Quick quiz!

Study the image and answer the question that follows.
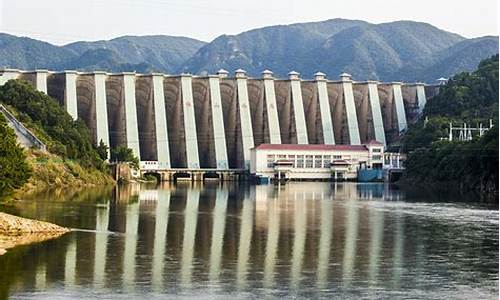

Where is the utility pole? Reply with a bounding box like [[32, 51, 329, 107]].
[[447, 119, 493, 142]]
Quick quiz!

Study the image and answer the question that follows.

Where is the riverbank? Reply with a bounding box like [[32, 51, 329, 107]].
[[12, 149, 115, 199], [397, 180, 499, 205], [0, 212, 69, 255]]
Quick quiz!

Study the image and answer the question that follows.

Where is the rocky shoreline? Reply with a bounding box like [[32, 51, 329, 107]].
[[0, 212, 69, 255]]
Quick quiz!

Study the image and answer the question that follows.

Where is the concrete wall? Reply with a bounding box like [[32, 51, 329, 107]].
[[0, 69, 434, 170]]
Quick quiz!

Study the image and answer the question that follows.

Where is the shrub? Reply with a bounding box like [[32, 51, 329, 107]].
[[0, 114, 32, 198], [0, 80, 105, 170]]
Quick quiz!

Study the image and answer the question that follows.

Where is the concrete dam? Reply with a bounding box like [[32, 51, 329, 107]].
[[0, 69, 439, 171]]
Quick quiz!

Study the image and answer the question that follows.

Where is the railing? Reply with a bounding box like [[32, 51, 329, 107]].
[[0, 104, 46, 151], [139, 161, 247, 172]]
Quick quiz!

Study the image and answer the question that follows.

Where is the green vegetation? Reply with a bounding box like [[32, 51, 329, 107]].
[[96, 140, 109, 161], [0, 32, 205, 74], [0, 114, 32, 198], [111, 146, 139, 170], [1, 21, 498, 81], [0, 80, 105, 170], [16, 149, 114, 196], [425, 54, 498, 119], [402, 55, 499, 201], [0, 80, 114, 199]]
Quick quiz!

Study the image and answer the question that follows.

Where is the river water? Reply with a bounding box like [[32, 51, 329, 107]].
[[0, 182, 498, 299]]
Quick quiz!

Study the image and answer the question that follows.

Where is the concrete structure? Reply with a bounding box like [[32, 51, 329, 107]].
[[0, 68, 438, 179], [340, 73, 361, 145], [315, 72, 335, 144], [250, 142, 385, 181], [0, 104, 46, 151], [152, 73, 171, 169], [289, 71, 308, 144], [235, 69, 254, 169]]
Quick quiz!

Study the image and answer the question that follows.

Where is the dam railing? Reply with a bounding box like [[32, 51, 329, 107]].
[[0, 104, 47, 151]]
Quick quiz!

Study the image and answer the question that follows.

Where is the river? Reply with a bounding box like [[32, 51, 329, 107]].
[[0, 182, 498, 299]]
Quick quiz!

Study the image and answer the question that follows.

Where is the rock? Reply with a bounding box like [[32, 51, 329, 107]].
[[0, 212, 69, 255], [0, 212, 69, 234]]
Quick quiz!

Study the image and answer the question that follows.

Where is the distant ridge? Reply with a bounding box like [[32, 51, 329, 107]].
[[0, 19, 498, 83]]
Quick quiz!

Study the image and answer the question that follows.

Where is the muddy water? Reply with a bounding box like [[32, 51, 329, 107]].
[[0, 182, 497, 299]]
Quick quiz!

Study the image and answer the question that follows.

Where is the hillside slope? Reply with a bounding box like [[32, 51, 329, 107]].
[[64, 35, 206, 72], [0, 19, 497, 83]]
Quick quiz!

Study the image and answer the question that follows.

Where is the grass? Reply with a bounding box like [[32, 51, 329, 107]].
[[14, 149, 115, 198]]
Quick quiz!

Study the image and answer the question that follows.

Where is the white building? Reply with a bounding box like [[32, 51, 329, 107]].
[[250, 141, 385, 181]]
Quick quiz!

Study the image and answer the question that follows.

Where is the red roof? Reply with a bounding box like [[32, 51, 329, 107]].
[[253, 144, 368, 152]]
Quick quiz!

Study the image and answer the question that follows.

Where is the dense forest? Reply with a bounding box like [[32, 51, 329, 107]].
[[402, 55, 499, 201]]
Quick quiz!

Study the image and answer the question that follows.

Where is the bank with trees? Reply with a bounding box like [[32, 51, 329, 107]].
[[401, 55, 499, 201], [0, 80, 115, 200]]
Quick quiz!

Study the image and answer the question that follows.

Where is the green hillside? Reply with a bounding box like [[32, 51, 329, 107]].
[[0, 19, 497, 82], [402, 55, 499, 201], [0, 80, 114, 199]]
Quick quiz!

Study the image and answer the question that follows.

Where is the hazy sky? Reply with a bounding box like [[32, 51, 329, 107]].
[[1, 0, 498, 45]]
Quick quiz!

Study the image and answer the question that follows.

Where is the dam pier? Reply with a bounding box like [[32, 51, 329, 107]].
[[0, 68, 438, 180]]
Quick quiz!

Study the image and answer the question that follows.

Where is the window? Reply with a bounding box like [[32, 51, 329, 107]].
[[372, 148, 382, 153], [305, 155, 313, 168], [267, 155, 275, 168], [296, 156, 304, 168], [372, 155, 382, 161], [333, 155, 342, 160], [323, 155, 331, 168], [314, 155, 322, 168], [288, 155, 295, 159], [278, 154, 286, 159]]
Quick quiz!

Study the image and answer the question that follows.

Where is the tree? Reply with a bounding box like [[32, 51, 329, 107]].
[[0, 114, 31, 199], [96, 140, 109, 161], [401, 55, 499, 201], [0, 79, 104, 169], [111, 146, 139, 169]]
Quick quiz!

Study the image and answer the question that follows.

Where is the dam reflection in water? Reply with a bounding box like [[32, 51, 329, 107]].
[[1, 183, 498, 299]]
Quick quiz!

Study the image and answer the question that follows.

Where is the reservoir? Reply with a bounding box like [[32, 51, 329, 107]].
[[0, 183, 498, 299]]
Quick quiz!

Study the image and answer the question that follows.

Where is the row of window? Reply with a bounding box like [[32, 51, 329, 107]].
[[266, 154, 350, 169]]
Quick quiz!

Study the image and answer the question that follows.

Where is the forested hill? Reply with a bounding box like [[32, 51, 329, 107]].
[[0, 34, 206, 74], [0, 19, 498, 82], [0, 80, 114, 199], [180, 20, 497, 82], [402, 55, 499, 201]]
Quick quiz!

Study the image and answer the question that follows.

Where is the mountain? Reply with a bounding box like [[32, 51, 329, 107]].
[[178, 19, 369, 76], [0, 33, 75, 70], [396, 36, 500, 82], [0, 19, 497, 83], [62, 48, 154, 73], [180, 19, 491, 82], [0, 33, 205, 73], [64, 35, 206, 73], [310, 21, 465, 81]]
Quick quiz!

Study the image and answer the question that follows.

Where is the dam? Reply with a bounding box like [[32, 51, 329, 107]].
[[0, 68, 439, 173]]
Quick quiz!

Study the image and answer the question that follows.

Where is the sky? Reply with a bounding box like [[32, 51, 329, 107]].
[[0, 0, 498, 45]]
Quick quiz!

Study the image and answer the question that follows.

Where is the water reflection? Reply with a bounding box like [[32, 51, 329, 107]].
[[209, 189, 227, 284], [317, 192, 333, 289], [0, 183, 497, 299], [152, 190, 170, 291], [94, 202, 109, 289], [236, 190, 253, 290], [180, 188, 200, 287]]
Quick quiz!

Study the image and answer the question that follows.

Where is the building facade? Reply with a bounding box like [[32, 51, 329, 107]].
[[250, 141, 385, 181]]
